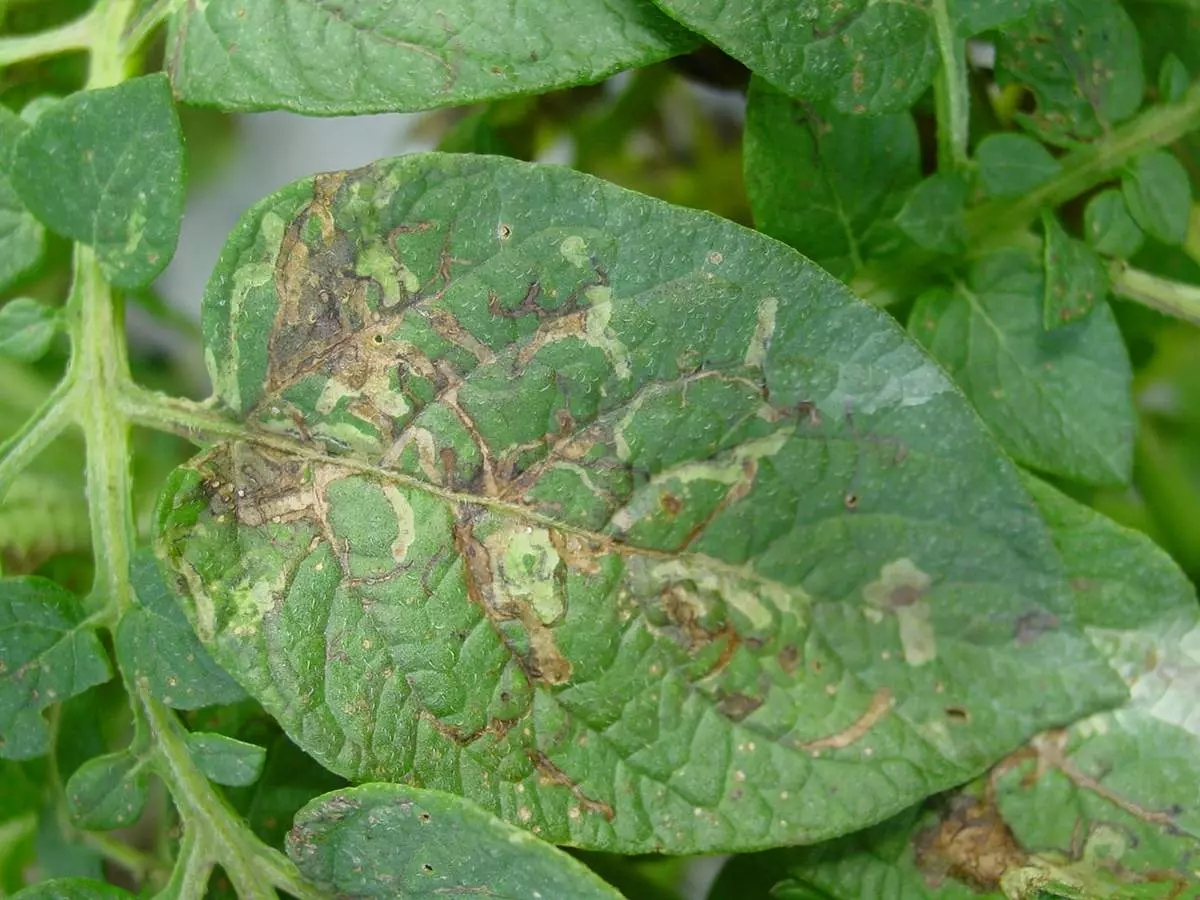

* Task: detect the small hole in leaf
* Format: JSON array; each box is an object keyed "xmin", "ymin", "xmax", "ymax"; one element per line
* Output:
[
  {"xmin": 419, "ymin": 812, "xmax": 432, "ymax": 823},
  {"xmin": 944, "ymin": 706, "xmax": 970, "ymax": 724},
  {"xmin": 422, "ymin": 864, "xmax": 435, "ymax": 874},
  {"xmin": 843, "ymin": 492, "xmax": 858, "ymax": 510},
  {"xmin": 498, "ymin": 223, "xmax": 512, "ymax": 239},
  {"xmin": 373, "ymin": 334, "xmax": 384, "ymax": 344}
]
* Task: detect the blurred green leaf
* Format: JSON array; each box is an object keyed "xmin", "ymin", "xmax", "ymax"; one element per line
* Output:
[
  {"xmin": 1123, "ymin": 150, "xmax": 1193, "ymax": 246},
  {"xmin": 114, "ymin": 550, "xmax": 246, "ymax": 711},
  {"xmin": 288, "ymin": 784, "xmax": 626, "ymax": 899},
  {"xmin": 995, "ymin": 0, "xmax": 1144, "ymax": 145},
  {"xmin": 64, "ymin": 751, "xmax": 148, "ymax": 831},
  {"xmin": 12, "ymin": 879, "xmax": 136, "ymax": 900},
  {"xmin": 909, "ymin": 249, "xmax": 1133, "ymax": 486},
  {"xmin": 1084, "ymin": 190, "xmax": 1146, "ymax": 259},
  {"xmin": 1158, "ymin": 54, "xmax": 1189, "ymax": 104},
  {"xmin": 653, "ymin": 0, "xmax": 937, "ymax": 115},
  {"xmin": 955, "ymin": 0, "xmax": 1052, "ymax": 36},
  {"xmin": 0, "ymin": 298, "xmax": 58, "ymax": 363},
  {"xmin": 166, "ymin": 0, "xmax": 697, "ymax": 115},
  {"xmin": 185, "ymin": 732, "xmax": 266, "ymax": 787},
  {"xmin": 0, "ymin": 578, "xmax": 110, "ymax": 760},
  {"xmin": 11, "ymin": 74, "xmax": 184, "ymax": 288},
  {"xmin": 1041, "ymin": 213, "xmax": 1109, "ymax": 328},
  {"xmin": 974, "ymin": 133, "xmax": 1062, "ymax": 199},
  {"xmin": 744, "ymin": 77, "xmax": 919, "ymax": 279},
  {"xmin": 0, "ymin": 106, "xmax": 45, "ymax": 291},
  {"xmin": 896, "ymin": 173, "xmax": 970, "ymax": 254}
]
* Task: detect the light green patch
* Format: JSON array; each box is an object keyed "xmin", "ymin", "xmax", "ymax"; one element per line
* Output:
[
  {"xmin": 355, "ymin": 242, "xmax": 403, "ymax": 305},
  {"xmin": 582, "ymin": 285, "xmax": 631, "ymax": 380},
  {"xmin": 864, "ymin": 558, "xmax": 937, "ymax": 666},
  {"xmin": 216, "ymin": 259, "xmax": 275, "ymax": 411},
  {"xmin": 381, "ymin": 485, "xmax": 416, "ymax": 563},
  {"xmin": 654, "ymin": 429, "xmax": 791, "ymax": 487},
  {"xmin": 316, "ymin": 376, "xmax": 358, "ymax": 415},
  {"xmin": 559, "ymin": 235, "xmax": 589, "ymax": 268},
  {"xmin": 227, "ymin": 573, "xmax": 282, "ymax": 637},
  {"xmin": 489, "ymin": 527, "xmax": 564, "ymax": 625},
  {"xmin": 743, "ymin": 295, "xmax": 777, "ymax": 368},
  {"xmin": 123, "ymin": 206, "xmax": 148, "ymax": 255}
]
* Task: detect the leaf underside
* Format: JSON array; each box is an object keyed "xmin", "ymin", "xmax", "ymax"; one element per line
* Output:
[{"xmin": 157, "ymin": 153, "xmax": 1125, "ymax": 854}]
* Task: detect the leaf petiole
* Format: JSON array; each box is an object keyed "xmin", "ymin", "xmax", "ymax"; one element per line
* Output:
[
  {"xmin": 0, "ymin": 375, "xmax": 77, "ymax": 500},
  {"xmin": 1109, "ymin": 261, "xmax": 1200, "ymax": 326},
  {"xmin": 0, "ymin": 5, "xmax": 98, "ymax": 68},
  {"xmin": 931, "ymin": 0, "xmax": 969, "ymax": 171}
]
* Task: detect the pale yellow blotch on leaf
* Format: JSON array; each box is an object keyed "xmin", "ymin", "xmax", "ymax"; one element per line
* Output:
[
  {"xmin": 744, "ymin": 295, "xmax": 777, "ymax": 368},
  {"xmin": 864, "ymin": 558, "xmax": 937, "ymax": 666},
  {"xmin": 382, "ymin": 485, "xmax": 416, "ymax": 563},
  {"xmin": 490, "ymin": 527, "xmax": 564, "ymax": 625},
  {"xmin": 559, "ymin": 235, "xmax": 590, "ymax": 268},
  {"xmin": 583, "ymin": 285, "xmax": 631, "ymax": 379}
]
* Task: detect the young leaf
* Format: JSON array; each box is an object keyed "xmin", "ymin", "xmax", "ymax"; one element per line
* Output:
[
  {"xmin": 159, "ymin": 154, "xmax": 1126, "ymax": 854},
  {"xmin": 11, "ymin": 74, "xmax": 185, "ymax": 289},
  {"xmin": 0, "ymin": 578, "xmax": 111, "ymax": 760},
  {"xmin": 974, "ymin": 133, "xmax": 1062, "ymax": 200},
  {"xmin": 1084, "ymin": 189, "xmax": 1145, "ymax": 259},
  {"xmin": 909, "ymin": 249, "xmax": 1133, "ymax": 486},
  {"xmin": 713, "ymin": 477, "xmax": 1200, "ymax": 900},
  {"xmin": 1122, "ymin": 150, "xmax": 1193, "ymax": 246},
  {"xmin": 12, "ymin": 879, "xmax": 136, "ymax": 900},
  {"xmin": 1041, "ymin": 213, "xmax": 1109, "ymax": 328},
  {"xmin": 995, "ymin": 0, "xmax": 1144, "ymax": 144},
  {"xmin": 652, "ymin": 0, "xmax": 938, "ymax": 115},
  {"xmin": 290, "ymin": 785, "xmax": 626, "ymax": 898},
  {"xmin": 0, "ymin": 298, "xmax": 57, "ymax": 364},
  {"xmin": 895, "ymin": 173, "xmax": 970, "ymax": 254},
  {"xmin": 744, "ymin": 78, "xmax": 920, "ymax": 280},
  {"xmin": 115, "ymin": 550, "xmax": 246, "ymax": 710},
  {"xmin": 167, "ymin": 0, "xmax": 696, "ymax": 115},
  {"xmin": 185, "ymin": 732, "xmax": 266, "ymax": 787},
  {"xmin": 0, "ymin": 107, "xmax": 45, "ymax": 292},
  {"xmin": 64, "ymin": 751, "xmax": 148, "ymax": 831},
  {"xmin": 1158, "ymin": 53, "xmax": 1189, "ymax": 103}
]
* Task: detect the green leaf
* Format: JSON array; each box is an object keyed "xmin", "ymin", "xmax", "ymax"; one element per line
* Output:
[
  {"xmin": 115, "ymin": 550, "xmax": 246, "ymax": 710},
  {"xmin": 289, "ymin": 784, "xmax": 626, "ymax": 898},
  {"xmin": 1122, "ymin": 150, "xmax": 1193, "ymax": 246},
  {"xmin": 974, "ymin": 133, "xmax": 1062, "ymax": 200},
  {"xmin": 1084, "ymin": 189, "xmax": 1145, "ymax": 259},
  {"xmin": 995, "ymin": 0, "xmax": 1144, "ymax": 145},
  {"xmin": 64, "ymin": 751, "xmax": 148, "ymax": 831},
  {"xmin": 955, "ymin": 0, "xmax": 1052, "ymax": 36},
  {"xmin": 159, "ymin": 153, "xmax": 1126, "ymax": 854},
  {"xmin": 652, "ymin": 0, "xmax": 938, "ymax": 115},
  {"xmin": 11, "ymin": 74, "xmax": 185, "ymax": 289},
  {"xmin": 1041, "ymin": 213, "xmax": 1109, "ymax": 329},
  {"xmin": 895, "ymin": 173, "xmax": 970, "ymax": 254},
  {"xmin": 185, "ymin": 732, "xmax": 266, "ymax": 787},
  {"xmin": 721, "ymin": 478, "xmax": 1200, "ymax": 900},
  {"xmin": 909, "ymin": 249, "xmax": 1133, "ymax": 486},
  {"xmin": 0, "ymin": 298, "xmax": 57, "ymax": 363},
  {"xmin": 12, "ymin": 879, "xmax": 136, "ymax": 900},
  {"xmin": 0, "ymin": 107, "xmax": 45, "ymax": 292},
  {"xmin": 1158, "ymin": 53, "xmax": 1189, "ymax": 103},
  {"xmin": 167, "ymin": 0, "xmax": 696, "ymax": 115},
  {"xmin": 0, "ymin": 578, "xmax": 111, "ymax": 760},
  {"xmin": 744, "ymin": 78, "xmax": 920, "ymax": 280}
]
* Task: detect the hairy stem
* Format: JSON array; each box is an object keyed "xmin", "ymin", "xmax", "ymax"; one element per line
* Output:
[
  {"xmin": 0, "ymin": 377, "xmax": 76, "ymax": 500},
  {"xmin": 0, "ymin": 5, "xmax": 96, "ymax": 67},
  {"xmin": 931, "ymin": 0, "xmax": 969, "ymax": 171},
  {"xmin": 1110, "ymin": 262, "xmax": 1200, "ymax": 326}
]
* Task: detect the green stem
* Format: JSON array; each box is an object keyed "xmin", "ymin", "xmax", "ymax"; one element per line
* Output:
[
  {"xmin": 87, "ymin": 0, "xmax": 138, "ymax": 88},
  {"xmin": 141, "ymin": 690, "xmax": 326, "ymax": 900},
  {"xmin": 1109, "ymin": 261, "xmax": 1200, "ymax": 326},
  {"xmin": 69, "ymin": 247, "xmax": 136, "ymax": 614},
  {"xmin": 121, "ymin": 0, "xmax": 182, "ymax": 57},
  {"xmin": 156, "ymin": 828, "xmax": 214, "ymax": 900},
  {"xmin": 0, "ymin": 377, "xmax": 76, "ymax": 500},
  {"xmin": 931, "ymin": 0, "xmax": 969, "ymax": 171},
  {"xmin": 0, "ymin": 5, "xmax": 96, "ymax": 67}
]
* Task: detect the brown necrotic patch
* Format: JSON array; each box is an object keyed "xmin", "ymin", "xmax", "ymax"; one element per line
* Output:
[{"xmin": 914, "ymin": 795, "xmax": 1027, "ymax": 893}]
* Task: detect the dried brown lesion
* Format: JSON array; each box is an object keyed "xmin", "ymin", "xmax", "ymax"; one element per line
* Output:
[
  {"xmin": 527, "ymin": 749, "xmax": 615, "ymax": 821},
  {"xmin": 795, "ymin": 687, "xmax": 893, "ymax": 752},
  {"xmin": 915, "ymin": 794, "xmax": 1028, "ymax": 893}
]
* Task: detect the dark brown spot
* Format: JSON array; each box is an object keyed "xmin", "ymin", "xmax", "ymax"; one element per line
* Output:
[
  {"xmin": 944, "ymin": 706, "xmax": 970, "ymax": 724},
  {"xmin": 715, "ymin": 691, "xmax": 763, "ymax": 722},
  {"xmin": 778, "ymin": 644, "xmax": 800, "ymax": 675},
  {"xmin": 1014, "ymin": 611, "xmax": 1060, "ymax": 646},
  {"xmin": 660, "ymin": 493, "xmax": 683, "ymax": 516}
]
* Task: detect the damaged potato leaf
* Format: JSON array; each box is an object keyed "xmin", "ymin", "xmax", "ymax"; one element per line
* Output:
[
  {"xmin": 744, "ymin": 78, "xmax": 920, "ymax": 280},
  {"xmin": 0, "ymin": 578, "xmax": 111, "ymax": 760},
  {"xmin": 652, "ymin": 0, "xmax": 938, "ymax": 115},
  {"xmin": 909, "ymin": 248, "xmax": 1133, "ymax": 487},
  {"xmin": 157, "ymin": 153, "xmax": 1125, "ymax": 854},
  {"xmin": 1041, "ymin": 213, "xmax": 1109, "ymax": 329},
  {"xmin": 288, "ymin": 784, "xmax": 624, "ymax": 899},
  {"xmin": 995, "ymin": 0, "xmax": 1144, "ymax": 145},
  {"xmin": 64, "ymin": 751, "xmax": 148, "ymax": 831},
  {"xmin": 711, "ymin": 477, "xmax": 1200, "ymax": 900},
  {"xmin": 167, "ymin": 0, "xmax": 696, "ymax": 115}
]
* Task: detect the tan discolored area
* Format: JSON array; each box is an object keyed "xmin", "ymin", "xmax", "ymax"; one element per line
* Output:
[{"xmin": 915, "ymin": 795, "xmax": 1028, "ymax": 893}]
